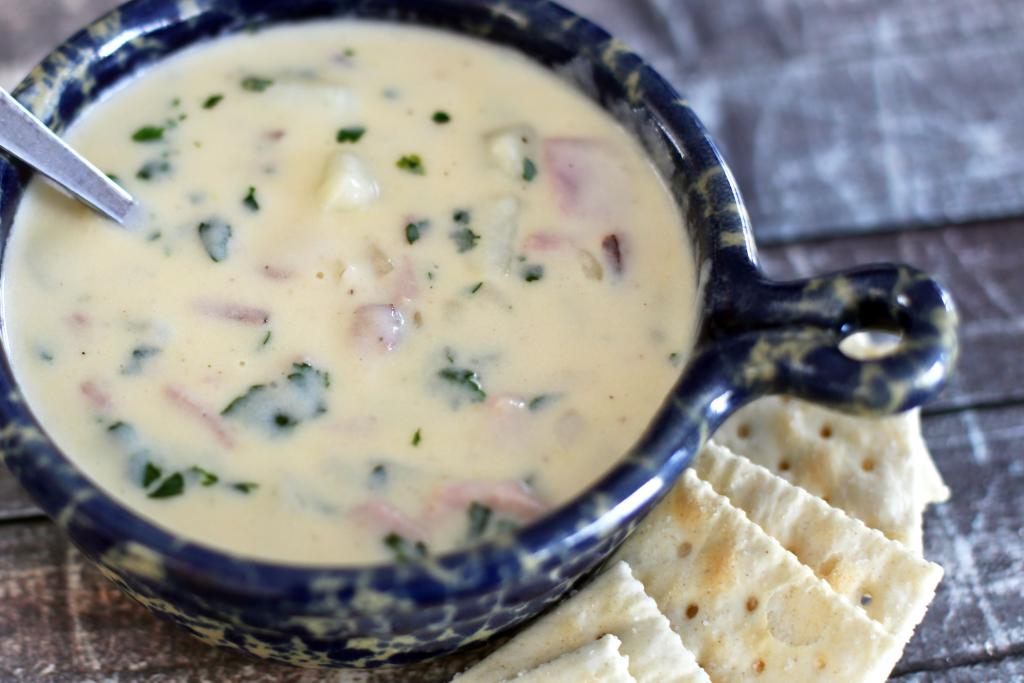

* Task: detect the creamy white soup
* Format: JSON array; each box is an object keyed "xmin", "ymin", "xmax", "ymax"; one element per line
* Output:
[{"xmin": 2, "ymin": 22, "xmax": 696, "ymax": 565}]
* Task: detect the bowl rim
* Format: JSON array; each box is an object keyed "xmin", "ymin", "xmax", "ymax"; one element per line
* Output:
[{"xmin": 0, "ymin": 0, "xmax": 750, "ymax": 603}]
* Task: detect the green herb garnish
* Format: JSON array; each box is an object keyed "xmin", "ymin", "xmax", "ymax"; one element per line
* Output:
[
  {"xmin": 453, "ymin": 209, "xmax": 471, "ymax": 224},
  {"xmin": 142, "ymin": 462, "xmax": 162, "ymax": 488},
  {"xmin": 121, "ymin": 345, "xmax": 161, "ymax": 375},
  {"xmin": 451, "ymin": 227, "xmax": 480, "ymax": 253},
  {"xmin": 469, "ymin": 282, "xmax": 484, "ymax": 294},
  {"xmin": 432, "ymin": 110, "xmax": 451, "ymax": 124},
  {"xmin": 528, "ymin": 394, "xmax": 555, "ymax": 411},
  {"xmin": 467, "ymin": 502, "xmax": 493, "ymax": 540},
  {"xmin": 136, "ymin": 159, "xmax": 171, "ymax": 181},
  {"xmin": 232, "ymin": 482, "xmax": 259, "ymax": 494},
  {"xmin": 241, "ymin": 75, "xmax": 274, "ymax": 92},
  {"xmin": 383, "ymin": 532, "xmax": 428, "ymax": 563},
  {"xmin": 411, "ymin": 428, "xmax": 422, "ymax": 446},
  {"xmin": 242, "ymin": 186, "xmax": 260, "ymax": 212},
  {"xmin": 148, "ymin": 472, "xmax": 185, "ymax": 499},
  {"xmin": 190, "ymin": 466, "xmax": 219, "ymax": 487},
  {"xmin": 396, "ymin": 154, "xmax": 426, "ymax": 175},
  {"xmin": 203, "ymin": 94, "xmax": 224, "ymax": 109},
  {"xmin": 222, "ymin": 362, "xmax": 331, "ymax": 434},
  {"xmin": 197, "ymin": 218, "xmax": 232, "ymax": 262},
  {"xmin": 131, "ymin": 125, "xmax": 165, "ymax": 143},
  {"xmin": 669, "ymin": 352, "xmax": 681, "ymax": 366},
  {"xmin": 370, "ymin": 463, "xmax": 388, "ymax": 488},
  {"xmin": 522, "ymin": 157, "xmax": 538, "ymax": 182},
  {"xmin": 438, "ymin": 366, "xmax": 486, "ymax": 403},
  {"xmin": 261, "ymin": 330, "xmax": 272, "ymax": 346},
  {"xmin": 336, "ymin": 126, "xmax": 366, "ymax": 143},
  {"xmin": 521, "ymin": 264, "xmax": 545, "ymax": 282},
  {"xmin": 405, "ymin": 219, "xmax": 428, "ymax": 245}
]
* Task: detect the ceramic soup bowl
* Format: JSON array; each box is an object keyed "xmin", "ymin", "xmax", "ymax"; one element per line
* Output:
[{"xmin": 0, "ymin": 0, "xmax": 958, "ymax": 671}]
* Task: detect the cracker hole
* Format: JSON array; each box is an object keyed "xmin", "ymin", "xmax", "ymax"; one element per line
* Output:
[
  {"xmin": 677, "ymin": 541, "xmax": 693, "ymax": 558},
  {"xmin": 861, "ymin": 593, "xmax": 873, "ymax": 606},
  {"xmin": 753, "ymin": 659, "xmax": 766, "ymax": 674},
  {"xmin": 685, "ymin": 603, "xmax": 699, "ymax": 619},
  {"xmin": 778, "ymin": 460, "xmax": 791, "ymax": 472},
  {"xmin": 746, "ymin": 596, "xmax": 759, "ymax": 612},
  {"xmin": 737, "ymin": 423, "xmax": 751, "ymax": 439},
  {"xmin": 861, "ymin": 458, "xmax": 876, "ymax": 472},
  {"xmin": 820, "ymin": 424, "xmax": 833, "ymax": 439}
]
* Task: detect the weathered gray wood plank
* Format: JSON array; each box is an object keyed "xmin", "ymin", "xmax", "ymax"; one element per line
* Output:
[
  {"xmin": 759, "ymin": 218, "xmax": 1024, "ymax": 411},
  {"xmin": 893, "ymin": 654, "xmax": 1024, "ymax": 682},
  {"xmin": 563, "ymin": 0, "xmax": 1024, "ymax": 244},
  {"xmin": 893, "ymin": 403, "xmax": 1024, "ymax": 674}
]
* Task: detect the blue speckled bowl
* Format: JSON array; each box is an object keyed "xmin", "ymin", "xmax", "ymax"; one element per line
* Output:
[{"xmin": 0, "ymin": 0, "xmax": 958, "ymax": 673}]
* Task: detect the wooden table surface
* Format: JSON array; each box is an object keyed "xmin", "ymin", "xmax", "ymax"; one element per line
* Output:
[{"xmin": 1, "ymin": 2, "xmax": 1022, "ymax": 682}]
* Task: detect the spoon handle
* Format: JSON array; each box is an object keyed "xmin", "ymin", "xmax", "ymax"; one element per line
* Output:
[{"xmin": 0, "ymin": 88, "xmax": 135, "ymax": 224}]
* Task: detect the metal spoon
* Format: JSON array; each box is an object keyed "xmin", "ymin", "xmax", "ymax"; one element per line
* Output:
[{"xmin": 0, "ymin": 88, "xmax": 135, "ymax": 224}]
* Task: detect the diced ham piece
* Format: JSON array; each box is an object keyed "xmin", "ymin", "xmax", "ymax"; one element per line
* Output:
[
  {"xmin": 265, "ymin": 129, "xmax": 286, "ymax": 141},
  {"xmin": 80, "ymin": 381, "xmax": 110, "ymax": 411},
  {"xmin": 522, "ymin": 232, "xmax": 572, "ymax": 254},
  {"xmin": 601, "ymin": 233, "xmax": 625, "ymax": 275},
  {"xmin": 439, "ymin": 480, "xmax": 548, "ymax": 522},
  {"xmin": 163, "ymin": 385, "xmax": 235, "ymax": 449},
  {"xmin": 351, "ymin": 500, "xmax": 427, "ymax": 541},
  {"xmin": 194, "ymin": 300, "xmax": 270, "ymax": 325},
  {"xmin": 544, "ymin": 138, "xmax": 630, "ymax": 222},
  {"xmin": 392, "ymin": 257, "xmax": 419, "ymax": 304},
  {"xmin": 351, "ymin": 304, "xmax": 405, "ymax": 353}
]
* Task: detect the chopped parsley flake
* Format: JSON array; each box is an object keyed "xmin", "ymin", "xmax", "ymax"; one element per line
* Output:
[
  {"xmin": 438, "ymin": 366, "xmax": 486, "ymax": 403},
  {"xmin": 669, "ymin": 352, "xmax": 682, "ymax": 366},
  {"xmin": 142, "ymin": 462, "xmax": 162, "ymax": 488},
  {"xmin": 370, "ymin": 464, "xmax": 388, "ymax": 487},
  {"xmin": 521, "ymin": 263, "xmax": 545, "ymax": 282},
  {"xmin": 261, "ymin": 330, "xmax": 272, "ymax": 346},
  {"xmin": 189, "ymin": 466, "xmax": 219, "ymax": 486},
  {"xmin": 470, "ymin": 282, "xmax": 484, "ymax": 294},
  {"xmin": 396, "ymin": 154, "xmax": 426, "ymax": 175},
  {"xmin": 412, "ymin": 428, "xmax": 422, "ymax": 446},
  {"xmin": 221, "ymin": 362, "xmax": 331, "ymax": 434},
  {"xmin": 467, "ymin": 502, "xmax": 492, "ymax": 540},
  {"xmin": 432, "ymin": 110, "xmax": 451, "ymax": 124},
  {"xmin": 243, "ymin": 186, "xmax": 260, "ymax": 212},
  {"xmin": 121, "ymin": 345, "xmax": 162, "ymax": 375},
  {"xmin": 202, "ymin": 94, "xmax": 224, "ymax": 109},
  {"xmin": 131, "ymin": 125, "xmax": 165, "ymax": 143},
  {"xmin": 453, "ymin": 209, "xmax": 471, "ymax": 225},
  {"xmin": 528, "ymin": 394, "xmax": 555, "ymax": 411},
  {"xmin": 136, "ymin": 159, "xmax": 171, "ymax": 181},
  {"xmin": 522, "ymin": 158, "xmax": 538, "ymax": 182},
  {"xmin": 451, "ymin": 227, "xmax": 481, "ymax": 253},
  {"xmin": 232, "ymin": 482, "xmax": 259, "ymax": 494},
  {"xmin": 148, "ymin": 472, "xmax": 185, "ymax": 499},
  {"xmin": 241, "ymin": 75, "xmax": 274, "ymax": 92},
  {"xmin": 336, "ymin": 126, "xmax": 366, "ymax": 143},
  {"xmin": 197, "ymin": 218, "xmax": 232, "ymax": 262},
  {"xmin": 383, "ymin": 532, "xmax": 428, "ymax": 563},
  {"xmin": 405, "ymin": 219, "xmax": 429, "ymax": 245}
]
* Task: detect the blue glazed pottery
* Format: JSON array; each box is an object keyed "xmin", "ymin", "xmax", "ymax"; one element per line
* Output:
[{"xmin": 0, "ymin": 0, "xmax": 958, "ymax": 674}]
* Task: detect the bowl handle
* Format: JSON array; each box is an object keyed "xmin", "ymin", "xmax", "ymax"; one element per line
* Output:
[
  {"xmin": 635, "ymin": 264, "xmax": 958, "ymax": 472},
  {"xmin": 708, "ymin": 262, "xmax": 959, "ymax": 413}
]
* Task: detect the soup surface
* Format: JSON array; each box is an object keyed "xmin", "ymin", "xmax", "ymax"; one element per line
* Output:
[{"xmin": 2, "ymin": 22, "xmax": 696, "ymax": 564}]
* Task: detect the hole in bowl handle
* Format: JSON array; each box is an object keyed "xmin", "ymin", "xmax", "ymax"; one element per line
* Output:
[{"xmin": 705, "ymin": 263, "xmax": 960, "ymax": 414}]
